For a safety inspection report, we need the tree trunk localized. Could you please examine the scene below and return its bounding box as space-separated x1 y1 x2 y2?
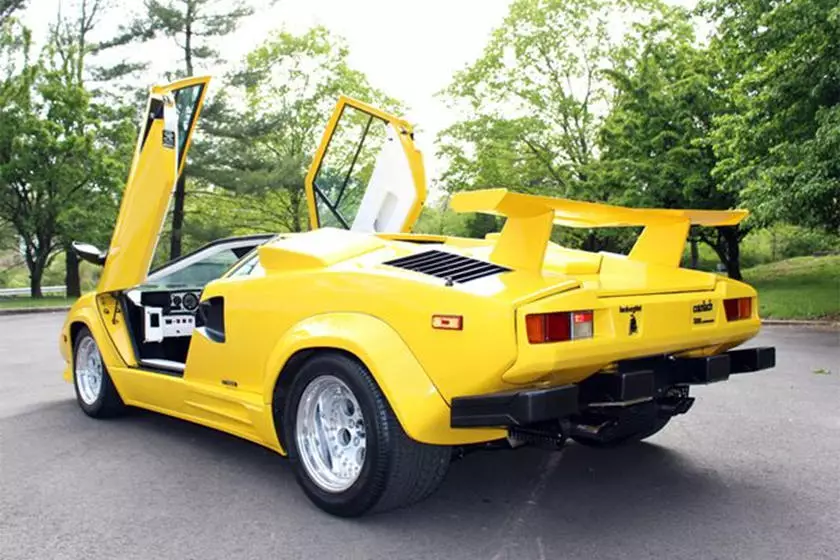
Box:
690 238 699 269
169 173 186 260
65 245 81 298
169 10 194 260
721 227 742 280
699 226 744 280
29 264 43 298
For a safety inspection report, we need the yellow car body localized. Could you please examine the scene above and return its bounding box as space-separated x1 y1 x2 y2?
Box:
59 77 775 516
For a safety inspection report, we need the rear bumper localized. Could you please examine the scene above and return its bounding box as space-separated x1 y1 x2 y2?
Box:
450 346 775 428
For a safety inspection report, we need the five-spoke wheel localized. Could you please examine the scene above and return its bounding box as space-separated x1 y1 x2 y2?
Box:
72 327 124 418
295 376 367 493
284 352 451 517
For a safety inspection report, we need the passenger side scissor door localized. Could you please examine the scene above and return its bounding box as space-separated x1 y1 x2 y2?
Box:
304 96 427 233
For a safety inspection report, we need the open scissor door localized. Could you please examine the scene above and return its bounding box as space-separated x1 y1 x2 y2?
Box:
98 76 211 292
305 96 427 233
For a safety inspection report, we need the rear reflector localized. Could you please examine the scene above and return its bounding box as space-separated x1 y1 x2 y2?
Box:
724 297 752 321
526 311 593 344
432 315 463 330
571 311 594 339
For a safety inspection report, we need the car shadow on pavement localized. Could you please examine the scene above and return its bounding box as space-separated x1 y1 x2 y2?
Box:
33 399 802 558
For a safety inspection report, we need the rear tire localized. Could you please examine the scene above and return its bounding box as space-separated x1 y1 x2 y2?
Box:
284 352 450 517
572 416 670 449
72 327 125 418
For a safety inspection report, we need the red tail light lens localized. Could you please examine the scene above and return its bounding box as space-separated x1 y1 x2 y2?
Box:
525 311 593 343
724 297 752 321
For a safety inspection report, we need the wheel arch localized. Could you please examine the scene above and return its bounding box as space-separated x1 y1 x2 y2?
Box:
61 296 128 387
69 320 88 347
264 313 504 446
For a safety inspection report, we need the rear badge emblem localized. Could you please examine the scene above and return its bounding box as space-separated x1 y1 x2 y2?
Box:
692 299 715 325
628 313 638 335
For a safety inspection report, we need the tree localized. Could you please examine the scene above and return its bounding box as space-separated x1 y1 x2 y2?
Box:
142 0 259 260
704 0 840 233
189 26 401 235
49 0 148 296
0 59 126 296
0 0 26 24
438 0 666 251
596 8 748 278
440 0 665 192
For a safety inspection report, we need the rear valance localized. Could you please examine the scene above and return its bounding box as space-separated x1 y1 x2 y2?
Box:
450 189 748 271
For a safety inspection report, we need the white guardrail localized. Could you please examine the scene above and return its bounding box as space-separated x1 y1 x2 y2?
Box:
0 285 66 297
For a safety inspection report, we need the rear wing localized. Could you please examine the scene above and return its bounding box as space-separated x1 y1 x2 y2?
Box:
449 188 748 271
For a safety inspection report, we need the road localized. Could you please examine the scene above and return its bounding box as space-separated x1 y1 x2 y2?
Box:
1 313 838 560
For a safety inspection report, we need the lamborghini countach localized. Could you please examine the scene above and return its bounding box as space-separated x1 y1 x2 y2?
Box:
60 76 775 517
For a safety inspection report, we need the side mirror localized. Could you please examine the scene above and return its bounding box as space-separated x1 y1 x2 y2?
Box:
71 241 107 266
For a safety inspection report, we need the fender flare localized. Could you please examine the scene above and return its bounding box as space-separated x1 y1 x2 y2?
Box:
262 313 503 446
62 294 128 385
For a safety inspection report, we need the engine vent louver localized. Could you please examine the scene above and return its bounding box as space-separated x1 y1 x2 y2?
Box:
383 250 510 284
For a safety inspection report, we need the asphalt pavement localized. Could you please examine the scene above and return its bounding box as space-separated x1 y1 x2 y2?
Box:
1 312 838 560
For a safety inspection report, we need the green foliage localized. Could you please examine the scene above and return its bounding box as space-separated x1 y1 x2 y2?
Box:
743 256 840 320
704 0 840 232
439 0 666 196
188 26 401 238
0 296 77 309
595 7 748 277
438 0 673 255
0 16 131 296
0 0 26 23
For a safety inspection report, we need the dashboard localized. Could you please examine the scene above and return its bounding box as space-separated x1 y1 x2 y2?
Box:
127 288 203 343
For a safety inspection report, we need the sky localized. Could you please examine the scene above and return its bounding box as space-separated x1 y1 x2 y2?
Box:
23 0 514 184
22 0 699 186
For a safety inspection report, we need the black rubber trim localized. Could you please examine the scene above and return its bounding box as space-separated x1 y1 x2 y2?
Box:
674 354 732 384
450 347 776 429
728 346 776 373
578 369 656 403
450 385 579 428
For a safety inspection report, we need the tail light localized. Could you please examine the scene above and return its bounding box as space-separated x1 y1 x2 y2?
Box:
724 297 752 321
525 310 594 344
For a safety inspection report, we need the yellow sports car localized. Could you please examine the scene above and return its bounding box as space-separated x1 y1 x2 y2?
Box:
60 76 775 517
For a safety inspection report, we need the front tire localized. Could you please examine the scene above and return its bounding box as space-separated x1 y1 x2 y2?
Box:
73 327 124 418
284 352 450 517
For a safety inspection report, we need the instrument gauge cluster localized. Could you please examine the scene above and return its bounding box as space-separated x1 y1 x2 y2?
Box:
170 291 201 313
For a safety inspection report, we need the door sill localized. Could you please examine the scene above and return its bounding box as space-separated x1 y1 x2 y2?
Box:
136 358 186 377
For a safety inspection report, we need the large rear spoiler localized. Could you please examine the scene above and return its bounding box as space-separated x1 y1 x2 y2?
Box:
449 188 748 271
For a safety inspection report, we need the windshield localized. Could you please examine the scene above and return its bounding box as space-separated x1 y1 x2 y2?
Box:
145 250 242 288
141 236 272 289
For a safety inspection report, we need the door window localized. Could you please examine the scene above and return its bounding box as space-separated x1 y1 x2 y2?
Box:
312 106 390 229
173 84 205 169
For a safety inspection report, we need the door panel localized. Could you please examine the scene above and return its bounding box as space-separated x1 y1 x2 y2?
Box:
98 76 211 293
305 96 427 233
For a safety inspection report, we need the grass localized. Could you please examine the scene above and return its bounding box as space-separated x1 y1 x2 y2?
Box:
744 256 840 320
0 296 77 309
